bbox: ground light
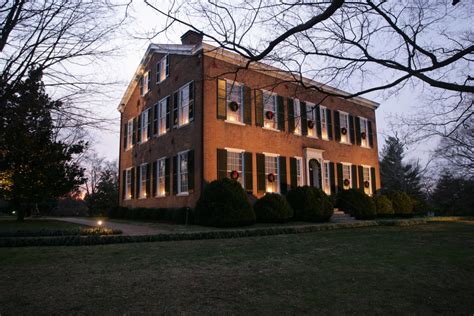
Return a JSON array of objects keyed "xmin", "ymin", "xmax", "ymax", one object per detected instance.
[{"xmin": 97, "ymin": 220, "xmax": 103, "ymax": 226}]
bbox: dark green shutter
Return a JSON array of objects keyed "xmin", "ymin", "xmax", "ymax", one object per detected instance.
[
  {"xmin": 122, "ymin": 170, "xmax": 126, "ymax": 199},
  {"xmin": 290, "ymin": 157, "xmax": 297, "ymax": 189},
  {"xmin": 336, "ymin": 163, "xmax": 343, "ymax": 192},
  {"xmin": 172, "ymin": 156, "xmax": 178, "ymax": 194},
  {"xmin": 370, "ymin": 167, "xmax": 376, "ymax": 194},
  {"xmin": 349, "ymin": 115, "xmax": 355, "ymax": 144},
  {"xmin": 147, "ymin": 109, "xmax": 152, "ymax": 138},
  {"xmin": 244, "ymin": 152, "xmax": 253, "ymax": 192},
  {"xmin": 243, "ymin": 86, "xmax": 251, "ymax": 125},
  {"xmin": 277, "ymin": 95, "xmax": 285, "ymax": 131},
  {"xmin": 355, "ymin": 117, "xmax": 361, "ymax": 146},
  {"xmin": 173, "ymin": 92, "xmax": 179, "ymax": 127},
  {"xmin": 368, "ymin": 120, "xmax": 374, "ymax": 148},
  {"xmin": 358, "ymin": 165, "xmax": 364, "ymax": 189},
  {"xmin": 217, "ymin": 149, "xmax": 227, "ymax": 180},
  {"xmin": 146, "ymin": 164, "xmax": 151, "ymax": 197},
  {"xmin": 189, "ymin": 81, "xmax": 194, "ymax": 122},
  {"xmin": 165, "ymin": 56, "xmax": 169, "ymax": 76},
  {"xmin": 327, "ymin": 109, "xmax": 333, "ymax": 140},
  {"xmin": 152, "ymin": 161, "xmax": 158, "ymax": 196},
  {"xmin": 123, "ymin": 122, "xmax": 128, "ymax": 149},
  {"xmin": 329, "ymin": 162, "xmax": 336, "ymax": 194},
  {"xmin": 153, "ymin": 104, "xmax": 158, "ymax": 135},
  {"xmin": 217, "ymin": 79, "xmax": 226, "ymax": 119},
  {"xmin": 166, "ymin": 96, "xmax": 171, "ymax": 130},
  {"xmin": 256, "ymin": 153, "xmax": 265, "ymax": 192},
  {"xmin": 351, "ymin": 165, "xmax": 357, "ymax": 189},
  {"xmin": 334, "ymin": 111, "xmax": 341, "ymax": 141},
  {"xmin": 255, "ymin": 90, "xmax": 264, "ymax": 127},
  {"xmin": 188, "ymin": 150, "xmax": 194, "ymax": 192},
  {"xmin": 287, "ymin": 98, "xmax": 295, "ymax": 133},
  {"xmin": 137, "ymin": 113, "xmax": 142, "ymax": 143},
  {"xmin": 165, "ymin": 158, "xmax": 170, "ymax": 196},
  {"xmin": 147, "ymin": 70, "xmax": 152, "ymax": 91},
  {"xmin": 132, "ymin": 117, "xmax": 137, "ymax": 144},
  {"xmin": 316, "ymin": 105, "xmax": 322, "ymax": 138},
  {"xmin": 131, "ymin": 167, "xmax": 136, "ymax": 198},
  {"xmin": 301, "ymin": 101, "xmax": 308, "ymax": 136},
  {"xmin": 279, "ymin": 156, "xmax": 287, "ymax": 194}
]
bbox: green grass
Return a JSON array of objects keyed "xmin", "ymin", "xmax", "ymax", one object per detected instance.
[
  {"xmin": 0, "ymin": 218, "xmax": 86, "ymax": 231},
  {"xmin": 0, "ymin": 222, "xmax": 473, "ymax": 314}
]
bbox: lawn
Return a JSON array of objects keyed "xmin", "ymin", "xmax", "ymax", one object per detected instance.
[
  {"xmin": 0, "ymin": 217, "xmax": 86, "ymax": 232},
  {"xmin": 0, "ymin": 221, "xmax": 473, "ymax": 314}
]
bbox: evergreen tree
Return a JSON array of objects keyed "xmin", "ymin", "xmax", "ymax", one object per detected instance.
[
  {"xmin": 379, "ymin": 136, "xmax": 423, "ymax": 198},
  {"xmin": 0, "ymin": 68, "xmax": 86, "ymax": 221},
  {"xmin": 85, "ymin": 167, "xmax": 118, "ymax": 216},
  {"xmin": 431, "ymin": 172, "xmax": 474, "ymax": 215}
]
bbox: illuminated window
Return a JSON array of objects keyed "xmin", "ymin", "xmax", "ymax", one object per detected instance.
[
  {"xmin": 125, "ymin": 168, "xmax": 132, "ymax": 199},
  {"xmin": 178, "ymin": 84, "xmax": 190, "ymax": 126},
  {"xmin": 157, "ymin": 55, "xmax": 169, "ymax": 83},
  {"xmin": 126, "ymin": 119, "xmax": 133, "ymax": 149},
  {"xmin": 139, "ymin": 163, "xmax": 148, "ymax": 198},
  {"xmin": 227, "ymin": 150, "xmax": 244, "ymax": 187},
  {"xmin": 296, "ymin": 157, "xmax": 303, "ymax": 186},
  {"xmin": 178, "ymin": 151, "xmax": 188, "ymax": 194},
  {"xmin": 158, "ymin": 97, "xmax": 168, "ymax": 135},
  {"xmin": 140, "ymin": 108, "xmax": 150, "ymax": 142},
  {"xmin": 363, "ymin": 166, "xmax": 372, "ymax": 195},
  {"xmin": 141, "ymin": 71, "xmax": 150, "ymax": 95},
  {"xmin": 263, "ymin": 91, "xmax": 277, "ymax": 129},
  {"xmin": 342, "ymin": 163, "xmax": 352, "ymax": 189},
  {"xmin": 265, "ymin": 155, "xmax": 279, "ymax": 193},
  {"xmin": 293, "ymin": 99, "xmax": 301, "ymax": 135},
  {"xmin": 323, "ymin": 161, "xmax": 331, "ymax": 194},
  {"xmin": 226, "ymin": 80, "xmax": 243, "ymax": 123},
  {"xmin": 340, "ymin": 112, "xmax": 350, "ymax": 144},
  {"xmin": 306, "ymin": 102, "xmax": 317, "ymax": 137},
  {"xmin": 320, "ymin": 106, "xmax": 328, "ymax": 140},
  {"xmin": 360, "ymin": 117, "xmax": 369, "ymax": 148},
  {"xmin": 156, "ymin": 158, "xmax": 166, "ymax": 197}
]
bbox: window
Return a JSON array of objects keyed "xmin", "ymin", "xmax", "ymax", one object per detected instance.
[
  {"xmin": 296, "ymin": 157, "xmax": 303, "ymax": 186},
  {"xmin": 263, "ymin": 91, "xmax": 277, "ymax": 129},
  {"xmin": 157, "ymin": 55, "xmax": 169, "ymax": 83},
  {"xmin": 142, "ymin": 71, "xmax": 149, "ymax": 95},
  {"xmin": 342, "ymin": 163, "xmax": 352, "ymax": 189},
  {"xmin": 227, "ymin": 150, "xmax": 244, "ymax": 187},
  {"xmin": 323, "ymin": 161, "xmax": 331, "ymax": 195},
  {"xmin": 139, "ymin": 164, "xmax": 148, "ymax": 198},
  {"xmin": 156, "ymin": 158, "xmax": 166, "ymax": 197},
  {"xmin": 306, "ymin": 102, "xmax": 317, "ymax": 137},
  {"xmin": 141, "ymin": 108, "xmax": 150, "ymax": 142},
  {"xmin": 265, "ymin": 155, "xmax": 279, "ymax": 193},
  {"xmin": 293, "ymin": 99, "xmax": 301, "ymax": 135},
  {"xmin": 125, "ymin": 168, "xmax": 132, "ymax": 199},
  {"xmin": 360, "ymin": 117, "xmax": 369, "ymax": 148},
  {"xmin": 339, "ymin": 112, "xmax": 350, "ymax": 144},
  {"xmin": 363, "ymin": 166, "xmax": 372, "ymax": 195},
  {"xmin": 178, "ymin": 83, "xmax": 190, "ymax": 126},
  {"xmin": 158, "ymin": 97, "xmax": 168, "ymax": 135},
  {"xmin": 226, "ymin": 80, "xmax": 243, "ymax": 123},
  {"xmin": 320, "ymin": 106, "xmax": 328, "ymax": 140},
  {"xmin": 178, "ymin": 151, "xmax": 188, "ymax": 194},
  {"xmin": 126, "ymin": 119, "xmax": 133, "ymax": 149}
]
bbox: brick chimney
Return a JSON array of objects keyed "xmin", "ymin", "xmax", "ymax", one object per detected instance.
[{"xmin": 181, "ymin": 30, "xmax": 203, "ymax": 45}]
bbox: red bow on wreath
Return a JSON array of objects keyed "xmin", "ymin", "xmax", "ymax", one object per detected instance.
[
  {"xmin": 229, "ymin": 101, "xmax": 239, "ymax": 112},
  {"xmin": 341, "ymin": 127, "xmax": 348, "ymax": 135},
  {"xmin": 230, "ymin": 170, "xmax": 239, "ymax": 180},
  {"xmin": 361, "ymin": 132, "xmax": 367, "ymax": 139},
  {"xmin": 307, "ymin": 120, "xmax": 314, "ymax": 129},
  {"xmin": 343, "ymin": 178, "xmax": 350, "ymax": 186},
  {"xmin": 364, "ymin": 180, "xmax": 370, "ymax": 188},
  {"xmin": 265, "ymin": 110, "xmax": 274, "ymax": 120},
  {"xmin": 267, "ymin": 173, "xmax": 275, "ymax": 182}
]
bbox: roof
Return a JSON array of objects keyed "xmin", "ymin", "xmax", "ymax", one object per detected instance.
[{"xmin": 117, "ymin": 42, "xmax": 379, "ymax": 113}]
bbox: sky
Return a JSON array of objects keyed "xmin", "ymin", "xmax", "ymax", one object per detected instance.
[{"xmin": 89, "ymin": 1, "xmax": 447, "ymax": 166}]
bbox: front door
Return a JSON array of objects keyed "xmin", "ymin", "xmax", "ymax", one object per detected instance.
[{"xmin": 309, "ymin": 159, "xmax": 322, "ymax": 189}]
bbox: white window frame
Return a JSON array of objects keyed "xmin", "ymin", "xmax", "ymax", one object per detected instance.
[
  {"xmin": 293, "ymin": 99, "xmax": 302, "ymax": 135},
  {"xmin": 263, "ymin": 90, "xmax": 278, "ymax": 131},
  {"xmin": 295, "ymin": 156, "xmax": 304, "ymax": 187},
  {"xmin": 264, "ymin": 153, "xmax": 280, "ymax": 193},
  {"xmin": 177, "ymin": 150, "xmax": 189, "ymax": 195},
  {"xmin": 125, "ymin": 168, "xmax": 132, "ymax": 200},
  {"xmin": 323, "ymin": 161, "xmax": 331, "ymax": 195},
  {"xmin": 320, "ymin": 106, "xmax": 329, "ymax": 140},
  {"xmin": 156, "ymin": 157, "xmax": 166, "ymax": 197},
  {"xmin": 342, "ymin": 163, "xmax": 352, "ymax": 189},
  {"xmin": 177, "ymin": 82, "xmax": 191, "ymax": 127},
  {"xmin": 306, "ymin": 102, "xmax": 317, "ymax": 138},
  {"xmin": 139, "ymin": 163, "xmax": 148, "ymax": 199},
  {"xmin": 225, "ymin": 80, "xmax": 244, "ymax": 124},
  {"xmin": 142, "ymin": 71, "xmax": 149, "ymax": 95},
  {"xmin": 158, "ymin": 96, "xmax": 168, "ymax": 136},
  {"xmin": 126, "ymin": 119, "xmax": 133, "ymax": 150},
  {"xmin": 362, "ymin": 165, "xmax": 373, "ymax": 195},
  {"xmin": 140, "ymin": 108, "xmax": 150, "ymax": 143},
  {"xmin": 339, "ymin": 111, "xmax": 350, "ymax": 144},
  {"xmin": 157, "ymin": 55, "xmax": 169, "ymax": 83},
  {"xmin": 359, "ymin": 117, "xmax": 369, "ymax": 148},
  {"xmin": 225, "ymin": 148, "xmax": 245, "ymax": 187}
]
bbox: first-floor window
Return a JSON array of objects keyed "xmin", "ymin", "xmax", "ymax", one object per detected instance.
[
  {"xmin": 265, "ymin": 155, "xmax": 279, "ymax": 193},
  {"xmin": 342, "ymin": 164, "xmax": 352, "ymax": 189},
  {"xmin": 125, "ymin": 168, "xmax": 132, "ymax": 199},
  {"xmin": 323, "ymin": 161, "xmax": 331, "ymax": 195},
  {"xmin": 178, "ymin": 151, "xmax": 188, "ymax": 194},
  {"xmin": 227, "ymin": 150, "xmax": 244, "ymax": 187},
  {"xmin": 156, "ymin": 158, "xmax": 166, "ymax": 197},
  {"xmin": 296, "ymin": 157, "xmax": 303, "ymax": 186},
  {"xmin": 363, "ymin": 166, "xmax": 372, "ymax": 195},
  {"xmin": 139, "ymin": 164, "xmax": 148, "ymax": 198}
]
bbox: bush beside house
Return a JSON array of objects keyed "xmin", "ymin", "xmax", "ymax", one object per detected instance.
[
  {"xmin": 388, "ymin": 191, "xmax": 413, "ymax": 217},
  {"xmin": 337, "ymin": 188, "xmax": 376, "ymax": 220},
  {"xmin": 287, "ymin": 186, "xmax": 333, "ymax": 222},
  {"xmin": 254, "ymin": 193, "xmax": 294, "ymax": 223},
  {"xmin": 373, "ymin": 195, "xmax": 394, "ymax": 218}
]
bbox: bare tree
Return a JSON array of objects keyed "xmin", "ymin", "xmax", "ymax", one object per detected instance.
[{"xmin": 144, "ymin": 0, "xmax": 472, "ymax": 137}]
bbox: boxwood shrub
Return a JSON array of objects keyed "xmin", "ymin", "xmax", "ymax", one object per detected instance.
[
  {"xmin": 195, "ymin": 178, "xmax": 256, "ymax": 227},
  {"xmin": 254, "ymin": 193, "xmax": 294, "ymax": 223},
  {"xmin": 286, "ymin": 186, "xmax": 333, "ymax": 222},
  {"xmin": 373, "ymin": 195, "xmax": 394, "ymax": 218},
  {"xmin": 337, "ymin": 188, "xmax": 376, "ymax": 220},
  {"xmin": 388, "ymin": 191, "xmax": 413, "ymax": 217}
]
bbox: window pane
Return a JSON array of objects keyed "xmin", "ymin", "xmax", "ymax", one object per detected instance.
[
  {"xmin": 159, "ymin": 99, "xmax": 167, "ymax": 135},
  {"xmin": 179, "ymin": 152, "xmax": 188, "ymax": 193},
  {"xmin": 227, "ymin": 151, "xmax": 243, "ymax": 186},
  {"xmin": 179, "ymin": 85, "xmax": 190, "ymax": 126},
  {"xmin": 226, "ymin": 82, "xmax": 243, "ymax": 122},
  {"xmin": 307, "ymin": 103, "xmax": 316, "ymax": 137},
  {"xmin": 294, "ymin": 99, "xmax": 301, "ymax": 135},
  {"xmin": 263, "ymin": 92, "xmax": 276, "ymax": 129},
  {"xmin": 265, "ymin": 156, "xmax": 279, "ymax": 193},
  {"xmin": 321, "ymin": 107, "xmax": 328, "ymax": 139}
]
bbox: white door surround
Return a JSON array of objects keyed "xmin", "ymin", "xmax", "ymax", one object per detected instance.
[{"xmin": 303, "ymin": 148, "xmax": 324, "ymax": 186}]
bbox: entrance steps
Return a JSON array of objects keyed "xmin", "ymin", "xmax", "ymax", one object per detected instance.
[{"xmin": 331, "ymin": 209, "xmax": 356, "ymax": 223}]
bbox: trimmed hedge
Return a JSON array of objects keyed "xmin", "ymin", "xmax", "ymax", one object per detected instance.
[
  {"xmin": 388, "ymin": 191, "xmax": 413, "ymax": 217},
  {"xmin": 0, "ymin": 227, "xmax": 121, "ymax": 237},
  {"xmin": 109, "ymin": 206, "xmax": 192, "ymax": 224},
  {"xmin": 195, "ymin": 178, "xmax": 256, "ymax": 227},
  {"xmin": 254, "ymin": 193, "xmax": 294, "ymax": 223},
  {"xmin": 373, "ymin": 195, "xmax": 394, "ymax": 218},
  {"xmin": 287, "ymin": 186, "xmax": 333, "ymax": 222},
  {"xmin": 337, "ymin": 188, "xmax": 376, "ymax": 220}
]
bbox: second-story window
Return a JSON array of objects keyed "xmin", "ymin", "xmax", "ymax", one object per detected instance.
[
  {"xmin": 360, "ymin": 117, "xmax": 369, "ymax": 148},
  {"xmin": 320, "ymin": 106, "xmax": 328, "ymax": 140},
  {"xmin": 306, "ymin": 102, "xmax": 317, "ymax": 138},
  {"xmin": 126, "ymin": 119, "xmax": 133, "ymax": 149},
  {"xmin": 157, "ymin": 55, "xmax": 169, "ymax": 83},
  {"xmin": 263, "ymin": 91, "xmax": 277, "ymax": 129},
  {"xmin": 174, "ymin": 82, "xmax": 194, "ymax": 128},
  {"xmin": 141, "ymin": 108, "xmax": 150, "ymax": 142},
  {"xmin": 339, "ymin": 112, "xmax": 350, "ymax": 144},
  {"xmin": 293, "ymin": 99, "xmax": 302, "ymax": 135},
  {"xmin": 226, "ymin": 81, "xmax": 243, "ymax": 123},
  {"xmin": 158, "ymin": 96, "xmax": 169, "ymax": 135}
]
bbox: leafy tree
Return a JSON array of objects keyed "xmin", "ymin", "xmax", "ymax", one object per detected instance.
[
  {"xmin": 431, "ymin": 172, "xmax": 474, "ymax": 216},
  {"xmin": 379, "ymin": 136, "xmax": 423, "ymax": 199},
  {"xmin": 84, "ymin": 164, "xmax": 118, "ymax": 216},
  {"xmin": 0, "ymin": 68, "xmax": 86, "ymax": 221}
]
